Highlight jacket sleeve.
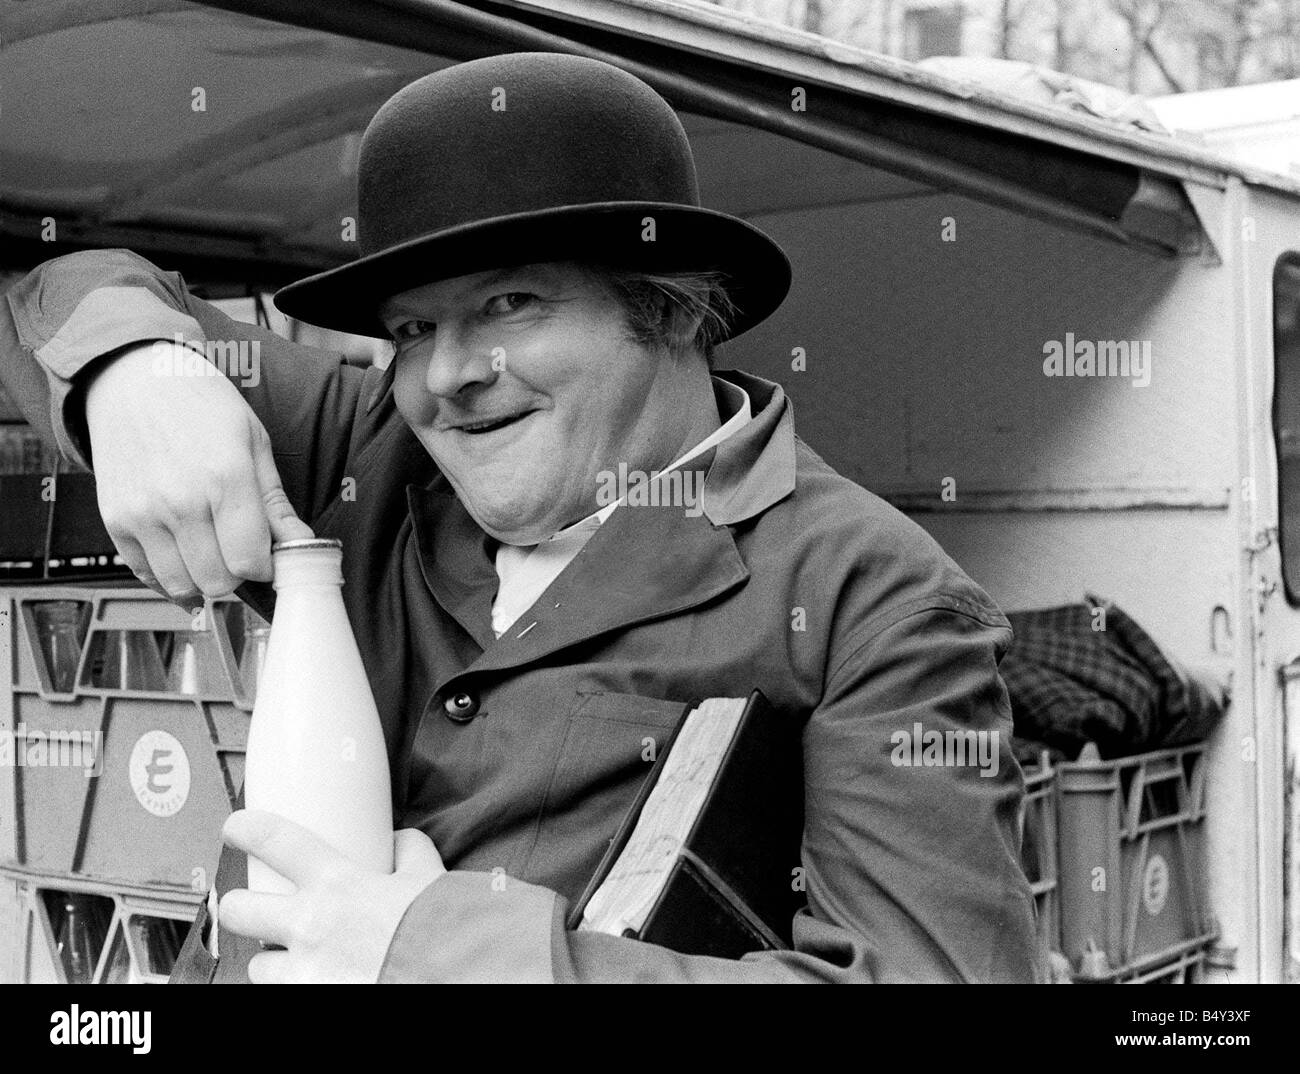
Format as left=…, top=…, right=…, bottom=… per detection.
left=378, top=601, right=1043, bottom=983
left=1, top=248, right=380, bottom=530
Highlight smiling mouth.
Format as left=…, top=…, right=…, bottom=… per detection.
left=454, top=410, right=535, bottom=434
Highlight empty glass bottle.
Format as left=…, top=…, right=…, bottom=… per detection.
left=55, top=895, right=99, bottom=984
left=32, top=600, right=89, bottom=692
left=86, top=630, right=166, bottom=690
left=163, top=634, right=202, bottom=694
left=239, top=606, right=272, bottom=704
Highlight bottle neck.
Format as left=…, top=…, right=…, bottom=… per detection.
left=271, top=545, right=344, bottom=590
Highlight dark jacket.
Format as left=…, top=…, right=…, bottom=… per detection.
left=2, top=250, right=1040, bottom=981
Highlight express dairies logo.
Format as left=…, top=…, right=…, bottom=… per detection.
left=128, top=730, right=191, bottom=817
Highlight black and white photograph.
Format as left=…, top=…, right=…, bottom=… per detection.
left=0, top=0, right=1297, bottom=1032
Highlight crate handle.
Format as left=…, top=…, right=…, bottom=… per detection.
left=1129, top=755, right=1185, bottom=785
left=86, top=596, right=203, bottom=633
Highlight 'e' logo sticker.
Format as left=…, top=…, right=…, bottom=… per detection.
left=1142, top=853, right=1169, bottom=917
left=129, top=731, right=191, bottom=817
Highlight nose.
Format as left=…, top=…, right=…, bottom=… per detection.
left=418, top=324, right=499, bottom=398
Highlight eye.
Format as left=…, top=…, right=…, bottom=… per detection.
left=484, top=292, right=535, bottom=316
left=392, top=319, right=434, bottom=342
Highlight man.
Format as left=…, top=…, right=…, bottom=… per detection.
left=1, top=52, right=1039, bottom=982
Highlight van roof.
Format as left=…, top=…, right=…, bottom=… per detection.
left=3, top=0, right=1294, bottom=284
left=543, top=0, right=1300, bottom=197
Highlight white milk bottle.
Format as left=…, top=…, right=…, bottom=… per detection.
left=244, top=538, right=393, bottom=894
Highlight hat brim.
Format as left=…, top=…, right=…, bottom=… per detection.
left=272, top=202, right=790, bottom=342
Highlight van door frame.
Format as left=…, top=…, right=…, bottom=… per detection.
left=1230, top=175, right=1293, bottom=983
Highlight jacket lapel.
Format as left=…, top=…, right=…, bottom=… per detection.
left=406, top=482, right=499, bottom=652
left=468, top=475, right=750, bottom=676
left=407, top=470, right=750, bottom=683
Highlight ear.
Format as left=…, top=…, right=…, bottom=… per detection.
left=664, top=302, right=705, bottom=358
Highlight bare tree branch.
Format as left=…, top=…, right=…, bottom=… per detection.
left=1144, top=34, right=1186, bottom=92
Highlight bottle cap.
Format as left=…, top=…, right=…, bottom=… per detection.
left=269, top=537, right=344, bottom=590
left=271, top=538, right=342, bottom=552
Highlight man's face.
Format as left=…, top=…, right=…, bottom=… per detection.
left=381, top=262, right=695, bottom=545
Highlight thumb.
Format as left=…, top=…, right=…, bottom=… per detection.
left=393, top=828, right=445, bottom=878
left=252, top=435, right=314, bottom=544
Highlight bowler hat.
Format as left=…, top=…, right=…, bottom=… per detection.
left=273, top=52, right=791, bottom=341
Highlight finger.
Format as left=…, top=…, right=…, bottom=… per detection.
left=218, top=888, right=297, bottom=947
left=252, top=440, right=314, bottom=545
left=393, top=828, right=445, bottom=876
left=210, top=467, right=274, bottom=584
left=133, top=523, right=203, bottom=608
left=171, top=510, right=242, bottom=598
left=247, top=948, right=292, bottom=985
left=107, top=530, right=175, bottom=600
left=222, top=809, right=351, bottom=890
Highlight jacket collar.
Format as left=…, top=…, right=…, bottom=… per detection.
left=406, top=370, right=796, bottom=673
left=702, top=369, right=796, bottom=526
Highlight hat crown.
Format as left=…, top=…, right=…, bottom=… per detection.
left=357, top=52, right=700, bottom=256
left=273, top=53, right=790, bottom=341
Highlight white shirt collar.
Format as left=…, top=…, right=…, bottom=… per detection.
left=489, top=378, right=752, bottom=637
left=552, top=377, right=752, bottom=537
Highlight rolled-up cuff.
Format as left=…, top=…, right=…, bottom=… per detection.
left=33, top=286, right=205, bottom=379
left=378, top=871, right=562, bottom=983
left=25, top=286, right=207, bottom=470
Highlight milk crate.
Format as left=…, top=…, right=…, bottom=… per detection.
left=1056, top=743, right=1215, bottom=980
left=1114, top=937, right=1212, bottom=983
left=1, top=864, right=201, bottom=984
left=1020, top=752, right=1061, bottom=965
left=0, top=584, right=261, bottom=894
left=1069, top=933, right=1215, bottom=984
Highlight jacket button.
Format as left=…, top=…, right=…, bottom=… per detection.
left=443, top=691, right=479, bottom=722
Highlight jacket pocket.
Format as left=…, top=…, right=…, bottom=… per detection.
left=520, top=691, right=689, bottom=896
left=570, top=690, right=692, bottom=729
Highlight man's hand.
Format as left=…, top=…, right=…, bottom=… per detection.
left=84, top=342, right=313, bottom=607
left=219, top=810, right=447, bottom=984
